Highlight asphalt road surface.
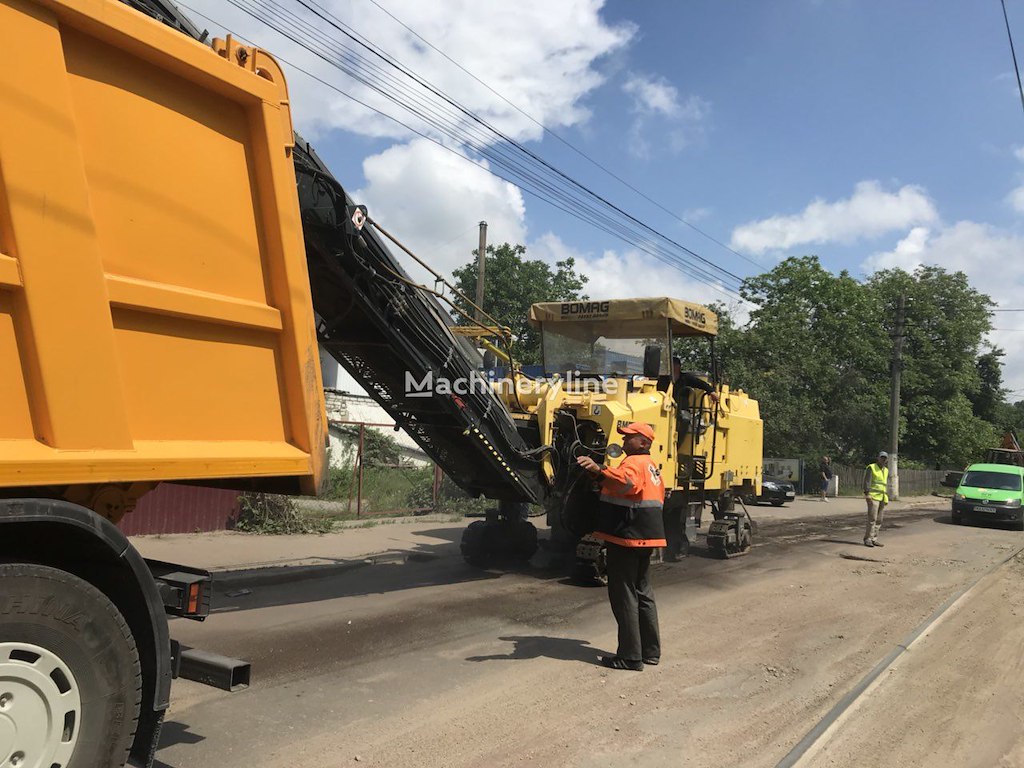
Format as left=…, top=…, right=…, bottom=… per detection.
left=155, top=499, right=1024, bottom=768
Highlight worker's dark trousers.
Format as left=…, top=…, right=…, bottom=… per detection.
left=605, top=543, right=660, bottom=662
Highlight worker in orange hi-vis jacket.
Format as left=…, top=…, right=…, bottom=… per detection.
left=577, top=422, right=666, bottom=671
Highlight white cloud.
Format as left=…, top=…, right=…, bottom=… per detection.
left=354, top=139, right=526, bottom=279
left=1008, top=186, right=1024, bottom=214
left=863, top=221, right=1024, bottom=303
left=187, top=0, right=634, bottom=143
left=730, top=181, right=938, bottom=255
left=621, top=74, right=710, bottom=159
left=1007, top=146, right=1024, bottom=213
left=864, top=221, right=1024, bottom=396
left=623, top=74, right=682, bottom=116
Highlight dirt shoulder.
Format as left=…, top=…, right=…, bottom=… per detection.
left=804, top=550, right=1024, bottom=768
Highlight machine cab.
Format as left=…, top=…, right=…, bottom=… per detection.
left=529, top=297, right=718, bottom=403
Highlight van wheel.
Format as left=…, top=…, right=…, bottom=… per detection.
left=0, top=564, right=142, bottom=768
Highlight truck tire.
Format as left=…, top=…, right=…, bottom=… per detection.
left=0, top=563, right=142, bottom=768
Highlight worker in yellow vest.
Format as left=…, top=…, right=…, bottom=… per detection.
left=863, top=451, right=890, bottom=547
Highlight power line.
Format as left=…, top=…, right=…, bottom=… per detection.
left=358, top=0, right=763, bottom=271
left=181, top=1, right=745, bottom=299
left=1001, top=0, right=1024, bottom=120
left=204, top=0, right=747, bottom=298
left=286, top=0, right=745, bottom=286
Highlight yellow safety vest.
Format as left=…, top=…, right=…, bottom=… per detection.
left=867, top=463, right=889, bottom=502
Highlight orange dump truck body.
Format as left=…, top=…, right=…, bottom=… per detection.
left=0, top=0, right=327, bottom=504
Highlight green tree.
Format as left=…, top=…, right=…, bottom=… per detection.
left=452, top=243, right=588, bottom=364
left=868, top=266, right=996, bottom=466
left=719, top=256, right=887, bottom=462
left=1004, top=400, right=1024, bottom=437
left=972, top=349, right=1006, bottom=425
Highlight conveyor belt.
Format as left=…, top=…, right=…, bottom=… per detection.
left=293, top=138, right=543, bottom=503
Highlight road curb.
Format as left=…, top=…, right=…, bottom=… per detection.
left=210, top=549, right=422, bottom=591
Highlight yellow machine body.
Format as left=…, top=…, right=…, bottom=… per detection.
left=0, top=0, right=327, bottom=518
left=509, top=297, right=762, bottom=499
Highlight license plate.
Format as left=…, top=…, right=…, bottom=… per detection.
left=785, top=492, right=795, bottom=498
left=975, top=506, right=996, bottom=513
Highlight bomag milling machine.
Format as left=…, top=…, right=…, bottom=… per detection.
left=469, top=297, right=764, bottom=575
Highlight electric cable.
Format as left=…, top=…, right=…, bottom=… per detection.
left=358, top=0, right=764, bottom=270
left=1001, top=0, right=1024, bottom=121
left=182, top=1, right=746, bottom=299
left=287, top=0, right=746, bottom=286
left=217, top=0, right=746, bottom=296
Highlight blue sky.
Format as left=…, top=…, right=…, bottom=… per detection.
left=188, top=0, right=1024, bottom=392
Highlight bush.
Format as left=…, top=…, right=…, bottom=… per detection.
left=235, top=493, right=334, bottom=535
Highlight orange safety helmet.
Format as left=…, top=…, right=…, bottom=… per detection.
left=617, top=422, right=655, bottom=442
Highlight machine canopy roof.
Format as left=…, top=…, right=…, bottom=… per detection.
left=528, top=297, right=718, bottom=339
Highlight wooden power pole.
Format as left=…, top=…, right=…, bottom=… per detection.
left=475, top=221, right=487, bottom=321
left=888, top=292, right=906, bottom=499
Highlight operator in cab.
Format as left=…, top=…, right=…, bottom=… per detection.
left=672, top=356, right=720, bottom=409
left=577, top=423, right=666, bottom=671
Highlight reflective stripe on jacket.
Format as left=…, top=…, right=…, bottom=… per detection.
left=593, top=453, right=667, bottom=548
left=866, top=463, right=889, bottom=502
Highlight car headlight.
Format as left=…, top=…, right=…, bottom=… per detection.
left=1004, top=498, right=1022, bottom=508
left=954, top=493, right=965, bottom=501
left=762, top=482, right=778, bottom=490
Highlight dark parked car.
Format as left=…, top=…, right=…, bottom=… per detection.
left=743, top=475, right=796, bottom=507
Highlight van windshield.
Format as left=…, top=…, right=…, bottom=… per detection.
left=961, top=470, right=1022, bottom=491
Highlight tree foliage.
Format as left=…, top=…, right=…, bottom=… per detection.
left=713, top=256, right=1002, bottom=468
left=461, top=246, right=1014, bottom=469
left=452, top=243, right=587, bottom=364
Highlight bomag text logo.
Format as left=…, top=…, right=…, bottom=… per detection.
left=560, top=301, right=610, bottom=318
left=684, top=306, right=707, bottom=326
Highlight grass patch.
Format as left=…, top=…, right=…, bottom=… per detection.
left=322, top=465, right=435, bottom=515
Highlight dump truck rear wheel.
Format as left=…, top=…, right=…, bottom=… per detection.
left=0, top=563, right=142, bottom=768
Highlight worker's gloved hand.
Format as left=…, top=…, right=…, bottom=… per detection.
left=576, top=455, right=602, bottom=474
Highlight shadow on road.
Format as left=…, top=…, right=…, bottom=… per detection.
left=204, top=527, right=565, bottom=615
left=821, top=537, right=868, bottom=546
left=933, top=514, right=1023, bottom=531
left=153, top=721, right=205, bottom=768
left=466, top=635, right=610, bottom=666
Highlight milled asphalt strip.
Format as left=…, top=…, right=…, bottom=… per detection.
left=775, top=544, right=1024, bottom=768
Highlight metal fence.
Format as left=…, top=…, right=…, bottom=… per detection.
left=832, top=464, right=946, bottom=497
left=118, top=483, right=240, bottom=536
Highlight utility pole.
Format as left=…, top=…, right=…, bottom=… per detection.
left=888, top=292, right=906, bottom=500
left=475, top=221, right=487, bottom=321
